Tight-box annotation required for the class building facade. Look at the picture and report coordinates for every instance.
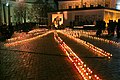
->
[58,0,117,10]
[0,0,35,25]
[0,0,56,25]
[48,0,120,27]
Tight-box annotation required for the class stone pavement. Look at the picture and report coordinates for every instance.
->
[0,33,82,80]
[58,33,120,80]
[1,30,120,80]
[79,36,120,57]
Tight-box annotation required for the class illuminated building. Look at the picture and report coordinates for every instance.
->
[0,0,56,25]
[48,0,120,27]
[58,0,117,10]
[0,0,35,25]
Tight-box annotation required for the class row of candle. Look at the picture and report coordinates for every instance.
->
[57,30,112,59]
[62,30,120,48]
[28,28,48,34]
[54,31,101,80]
[81,34,120,48]
[7,33,32,43]
[7,29,48,43]
[5,30,53,47]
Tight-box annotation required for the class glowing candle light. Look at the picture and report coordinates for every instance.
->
[54,32,102,80]
[58,30,112,59]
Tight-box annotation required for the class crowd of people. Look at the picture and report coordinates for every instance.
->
[0,22,37,41]
[0,24,13,41]
[0,19,120,41]
[96,19,120,38]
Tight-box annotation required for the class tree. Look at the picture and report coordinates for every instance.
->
[13,2,27,23]
[32,0,56,24]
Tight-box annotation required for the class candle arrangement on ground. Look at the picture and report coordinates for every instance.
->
[5,30,53,47]
[54,32,102,80]
[7,29,48,43]
[57,30,112,59]
[62,30,120,48]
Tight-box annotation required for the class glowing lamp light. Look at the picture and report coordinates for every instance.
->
[116,5,120,10]
[52,14,63,28]
[116,0,120,10]
[6,2,9,6]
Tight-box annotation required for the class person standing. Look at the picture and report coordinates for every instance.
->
[107,20,113,36]
[96,20,101,36]
[96,20,106,36]
[116,19,120,38]
[111,20,117,36]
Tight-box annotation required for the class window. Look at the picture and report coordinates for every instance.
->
[76,6,79,9]
[90,5,93,8]
[105,4,109,8]
[83,5,86,8]
[75,15,79,21]
[69,6,72,9]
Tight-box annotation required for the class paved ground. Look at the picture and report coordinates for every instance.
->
[0,33,82,80]
[0,30,120,80]
[58,33,120,80]
[79,36,120,57]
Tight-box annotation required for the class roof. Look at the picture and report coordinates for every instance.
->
[57,0,79,1]
[50,7,120,13]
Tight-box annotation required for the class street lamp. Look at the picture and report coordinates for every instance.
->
[2,1,11,26]
[6,1,14,35]
[6,2,11,26]
[6,2,9,6]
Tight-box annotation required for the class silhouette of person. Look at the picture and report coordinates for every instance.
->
[116,19,120,38]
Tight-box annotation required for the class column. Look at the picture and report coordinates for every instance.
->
[0,0,2,25]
